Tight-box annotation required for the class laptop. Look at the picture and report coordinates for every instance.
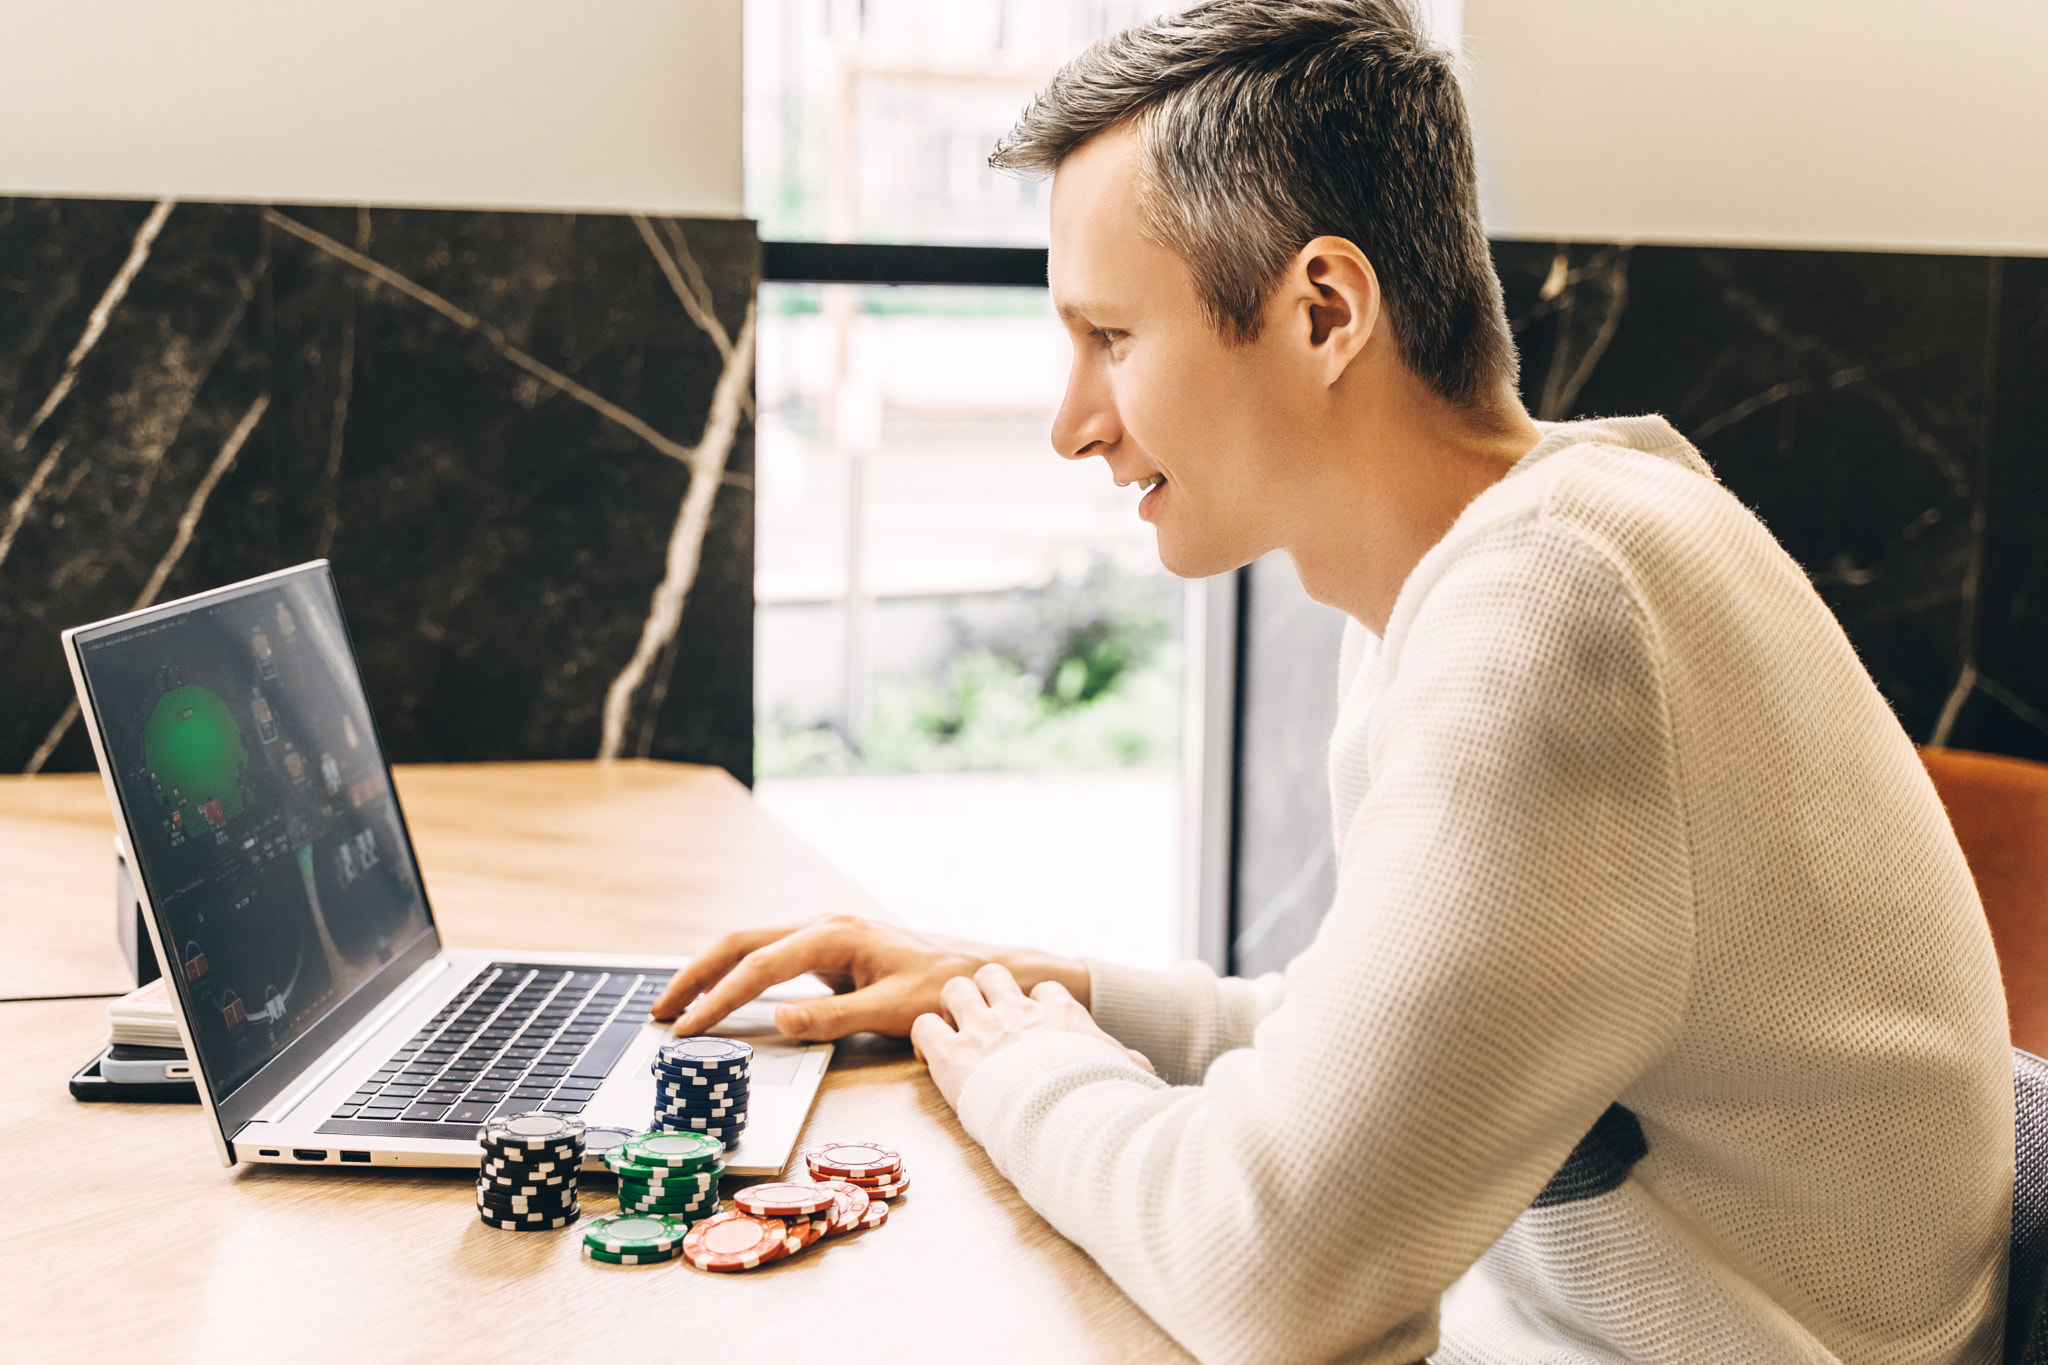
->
[62,560,832,1177]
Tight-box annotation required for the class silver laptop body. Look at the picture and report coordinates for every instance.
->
[63,561,829,1177]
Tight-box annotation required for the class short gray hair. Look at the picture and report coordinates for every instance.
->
[993,0,1517,412]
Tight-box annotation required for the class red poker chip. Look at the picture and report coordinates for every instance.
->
[813,1179,871,1237]
[851,1171,910,1201]
[733,1180,837,1218]
[803,1142,903,1180]
[783,1212,830,1253]
[855,1198,890,1230]
[682,1211,793,1272]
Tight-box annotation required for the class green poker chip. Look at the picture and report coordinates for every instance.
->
[613,1131,723,1172]
[581,1211,692,1255]
[582,1242,680,1266]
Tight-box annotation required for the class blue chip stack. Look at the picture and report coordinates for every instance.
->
[651,1037,751,1148]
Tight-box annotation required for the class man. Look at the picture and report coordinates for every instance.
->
[655,3,2013,1360]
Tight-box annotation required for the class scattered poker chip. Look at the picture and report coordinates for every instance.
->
[579,1126,639,1162]
[582,1211,692,1255]
[734,1181,837,1218]
[804,1143,902,1180]
[811,1179,871,1236]
[854,1198,889,1231]
[618,1131,724,1171]
[782,1213,829,1253]
[481,1113,586,1151]
[854,1173,910,1201]
[682,1210,793,1272]
[582,1244,677,1266]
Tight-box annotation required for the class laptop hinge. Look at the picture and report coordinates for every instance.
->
[249,956,457,1127]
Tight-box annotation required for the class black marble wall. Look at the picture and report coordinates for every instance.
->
[1231,241,2048,977]
[0,197,759,781]
[1496,242,2047,764]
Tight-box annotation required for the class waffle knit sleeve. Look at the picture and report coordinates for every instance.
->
[1081,959,1289,1086]
[955,512,1697,1365]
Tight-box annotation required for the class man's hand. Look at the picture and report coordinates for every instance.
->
[651,915,1092,1041]
[911,963,1155,1110]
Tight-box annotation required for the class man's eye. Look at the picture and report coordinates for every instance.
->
[1094,329,1126,348]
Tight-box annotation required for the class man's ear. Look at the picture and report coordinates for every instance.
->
[1285,236,1380,386]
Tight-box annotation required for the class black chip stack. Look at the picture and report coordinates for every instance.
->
[650,1038,752,1149]
[476,1112,585,1230]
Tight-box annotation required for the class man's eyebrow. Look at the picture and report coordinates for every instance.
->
[1055,299,1111,326]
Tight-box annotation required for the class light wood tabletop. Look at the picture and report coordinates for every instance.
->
[0,761,1190,1365]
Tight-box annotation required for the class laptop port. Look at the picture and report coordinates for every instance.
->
[259,1149,281,1157]
[293,1149,328,1162]
[339,1151,372,1164]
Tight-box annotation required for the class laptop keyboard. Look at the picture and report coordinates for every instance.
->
[329,963,664,1127]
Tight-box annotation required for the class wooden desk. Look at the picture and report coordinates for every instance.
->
[0,761,1188,1365]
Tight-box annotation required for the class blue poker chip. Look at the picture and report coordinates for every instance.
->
[579,1126,640,1163]
[650,1062,751,1083]
[656,1038,753,1067]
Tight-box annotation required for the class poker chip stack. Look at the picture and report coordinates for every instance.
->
[602,1130,725,1228]
[651,1037,752,1148]
[476,1112,585,1230]
[804,1141,910,1201]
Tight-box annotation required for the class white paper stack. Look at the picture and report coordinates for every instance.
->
[106,977,183,1049]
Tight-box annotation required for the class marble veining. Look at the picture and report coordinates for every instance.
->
[0,197,759,779]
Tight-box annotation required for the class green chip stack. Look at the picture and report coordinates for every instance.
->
[604,1130,725,1228]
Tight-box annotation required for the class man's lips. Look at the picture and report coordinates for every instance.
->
[1116,474,1165,493]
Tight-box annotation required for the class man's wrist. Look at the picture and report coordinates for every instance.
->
[998,949,1092,1011]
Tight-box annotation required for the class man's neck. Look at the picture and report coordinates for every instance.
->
[1286,379,1541,635]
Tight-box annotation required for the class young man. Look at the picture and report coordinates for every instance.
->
[655,2,2014,1360]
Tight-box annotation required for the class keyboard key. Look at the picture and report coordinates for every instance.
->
[331,1104,362,1118]
[555,1077,602,1092]
[443,1102,497,1125]
[403,1102,451,1122]
[512,1086,555,1100]
[542,1098,588,1114]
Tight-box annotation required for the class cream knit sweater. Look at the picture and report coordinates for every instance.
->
[956,416,2014,1364]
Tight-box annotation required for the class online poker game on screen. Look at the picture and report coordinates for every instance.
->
[77,573,433,1099]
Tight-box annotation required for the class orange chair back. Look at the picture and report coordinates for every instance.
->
[1921,746,2048,1056]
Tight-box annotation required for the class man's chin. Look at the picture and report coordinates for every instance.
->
[1155,534,1256,582]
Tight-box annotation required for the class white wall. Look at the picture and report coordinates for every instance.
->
[0,0,742,215]
[1463,0,2048,254]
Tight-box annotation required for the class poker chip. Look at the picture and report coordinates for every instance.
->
[783,1213,830,1252]
[481,1155,573,1176]
[481,1113,586,1151]
[811,1179,871,1236]
[804,1143,902,1180]
[852,1172,910,1201]
[618,1131,724,1171]
[655,1038,754,1068]
[478,1206,578,1231]
[734,1181,837,1218]
[582,1212,692,1255]
[583,1242,679,1266]
[580,1126,639,1163]
[478,1175,571,1197]
[854,1198,889,1231]
[614,1165,719,1192]
[681,1210,792,1272]
[657,1081,743,1099]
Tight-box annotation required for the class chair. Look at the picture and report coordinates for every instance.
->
[1919,748,2048,1058]
[1919,748,2048,1363]
[2011,1050,2048,1365]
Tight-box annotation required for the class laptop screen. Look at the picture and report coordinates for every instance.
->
[72,565,434,1100]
